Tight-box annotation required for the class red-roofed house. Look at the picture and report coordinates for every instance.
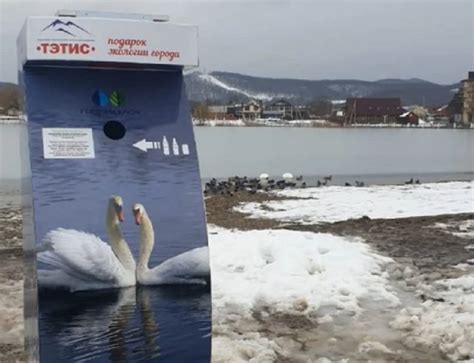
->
[398,111,419,125]
[344,98,404,124]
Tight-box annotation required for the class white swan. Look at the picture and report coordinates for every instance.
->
[37,196,136,291]
[282,172,293,181]
[133,203,210,285]
[259,173,269,187]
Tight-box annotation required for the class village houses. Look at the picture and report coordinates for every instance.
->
[200,72,474,127]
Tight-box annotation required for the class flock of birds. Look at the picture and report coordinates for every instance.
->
[204,173,301,196]
[204,173,422,196]
[405,178,421,185]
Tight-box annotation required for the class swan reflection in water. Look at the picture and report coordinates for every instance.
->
[38,285,211,362]
[137,287,160,360]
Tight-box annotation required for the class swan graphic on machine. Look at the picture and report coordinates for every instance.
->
[133,203,209,285]
[37,195,210,292]
[133,136,190,155]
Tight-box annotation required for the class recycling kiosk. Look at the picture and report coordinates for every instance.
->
[18,11,211,362]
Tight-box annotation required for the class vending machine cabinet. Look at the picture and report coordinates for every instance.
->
[18,11,210,362]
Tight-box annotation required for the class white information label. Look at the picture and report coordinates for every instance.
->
[42,128,95,159]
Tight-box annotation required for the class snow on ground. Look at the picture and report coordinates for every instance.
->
[236,181,474,224]
[391,273,474,362]
[0,209,23,357]
[209,227,404,362]
[193,119,246,127]
[222,181,474,361]
[0,274,23,348]
[192,119,336,128]
[199,74,290,101]
[209,227,398,315]
[208,223,474,362]
[434,219,474,240]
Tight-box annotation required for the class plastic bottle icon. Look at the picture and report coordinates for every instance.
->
[163,136,170,155]
[172,138,180,155]
[182,144,190,155]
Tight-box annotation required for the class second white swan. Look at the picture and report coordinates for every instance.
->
[133,203,210,285]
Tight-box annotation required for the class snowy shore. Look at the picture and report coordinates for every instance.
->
[209,221,474,362]
[236,181,474,224]
[1,181,473,362]
[191,119,470,129]
[209,228,403,362]
[0,208,23,362]
[209,180,473,362]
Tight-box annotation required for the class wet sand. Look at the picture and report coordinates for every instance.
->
[0,207,24,363]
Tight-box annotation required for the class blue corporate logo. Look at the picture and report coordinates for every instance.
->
[92,90,125,107]
[82,90,138,117]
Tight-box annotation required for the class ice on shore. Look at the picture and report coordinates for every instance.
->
[434,219,474,240]
[236,181,473,224]
[0,278,23,347]
[208,227,403,361]
[209,225,474,362]
[211,181,474,361]
[391,274,474,362]
[209,227,398,316]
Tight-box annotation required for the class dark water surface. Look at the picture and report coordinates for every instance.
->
[39,286,211,363]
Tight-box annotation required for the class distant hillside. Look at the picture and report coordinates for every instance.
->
[184,71,459,106]
[0,82,17,88]
[0,73,459,109]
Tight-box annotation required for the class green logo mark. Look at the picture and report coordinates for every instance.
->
[109,91,125,107]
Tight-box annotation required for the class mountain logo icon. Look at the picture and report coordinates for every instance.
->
[41,19,92,37]
[92,90,125,107]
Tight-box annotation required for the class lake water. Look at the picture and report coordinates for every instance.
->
[1,124,473,199]
[194,127,474,183]
[39,286,211,363]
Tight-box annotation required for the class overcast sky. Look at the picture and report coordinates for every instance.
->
[0,0,472,84]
